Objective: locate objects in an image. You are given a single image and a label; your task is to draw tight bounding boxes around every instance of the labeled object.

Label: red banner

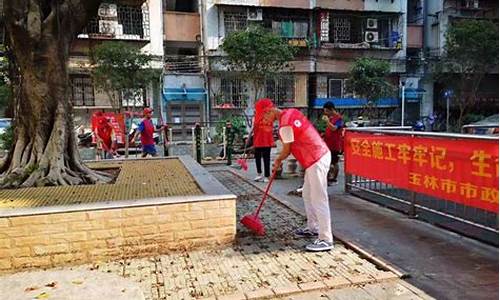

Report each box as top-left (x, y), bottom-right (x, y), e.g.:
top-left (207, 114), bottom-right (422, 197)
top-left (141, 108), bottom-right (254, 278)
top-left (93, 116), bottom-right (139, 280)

top-left (345, 131), bottom-right (499, 213)
top-left (91, 112), bottom-right (126, 145)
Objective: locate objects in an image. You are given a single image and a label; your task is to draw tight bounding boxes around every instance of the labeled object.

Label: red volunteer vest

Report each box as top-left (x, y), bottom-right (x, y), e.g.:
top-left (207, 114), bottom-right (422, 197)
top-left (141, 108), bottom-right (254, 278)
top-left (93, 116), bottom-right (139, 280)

top-left (253, 116), bottom-right (275, 148)
top-left (324, 113), bottom-right (344, 152)
top-left (141, 119), bottom-right (155, 146)
top-left (279, 109), bottom-right (329, 169)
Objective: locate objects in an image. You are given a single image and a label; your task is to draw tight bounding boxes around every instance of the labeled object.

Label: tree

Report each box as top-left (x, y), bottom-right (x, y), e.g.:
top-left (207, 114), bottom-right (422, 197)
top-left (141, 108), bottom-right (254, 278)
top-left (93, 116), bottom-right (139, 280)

top-left (221, 25), bottom-right (296, 125)
top-left (345, 58), bottom-right (394, 119)
top-left (91, 41), bottom-right (160, 111)
top-left (1, 1), bottom-right (107, 187)
top-left (434, 19), bottom-right (498, 130)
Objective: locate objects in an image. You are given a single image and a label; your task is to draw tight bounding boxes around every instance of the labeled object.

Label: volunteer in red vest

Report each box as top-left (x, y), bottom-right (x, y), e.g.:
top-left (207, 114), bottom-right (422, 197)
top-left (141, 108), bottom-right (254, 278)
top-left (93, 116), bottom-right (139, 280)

top-left (253, 99), bottom-right (275, 183)
top-left (322, 101), bottom-right (344, 184)
top-left (131, 107), bottom-right (159, 157)
top-left (260, 99), bottom-right (333, 252)
top-left (94, 114), bottom-right (117, 159)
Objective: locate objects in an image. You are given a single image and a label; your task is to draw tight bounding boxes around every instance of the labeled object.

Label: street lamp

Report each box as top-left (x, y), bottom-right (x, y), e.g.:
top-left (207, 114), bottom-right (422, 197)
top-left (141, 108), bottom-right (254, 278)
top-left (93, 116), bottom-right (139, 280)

top-left (401, 81), bottom-right (406, 126)
top-left (444, 89), bottom-right (453, 132)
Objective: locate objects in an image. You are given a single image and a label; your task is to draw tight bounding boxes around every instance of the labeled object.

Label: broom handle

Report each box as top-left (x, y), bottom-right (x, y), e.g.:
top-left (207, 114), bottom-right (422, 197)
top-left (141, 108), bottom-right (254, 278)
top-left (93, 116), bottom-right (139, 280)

top-left (254, 171), bottom-right (276, 217)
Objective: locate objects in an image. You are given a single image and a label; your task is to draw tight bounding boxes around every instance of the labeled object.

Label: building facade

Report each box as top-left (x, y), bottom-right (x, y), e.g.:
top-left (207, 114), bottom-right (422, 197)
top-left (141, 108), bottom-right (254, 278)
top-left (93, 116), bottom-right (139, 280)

top-left (200, 0), bottom-right (408, 125)
top-left (69, 0), bottom-right (164, 130)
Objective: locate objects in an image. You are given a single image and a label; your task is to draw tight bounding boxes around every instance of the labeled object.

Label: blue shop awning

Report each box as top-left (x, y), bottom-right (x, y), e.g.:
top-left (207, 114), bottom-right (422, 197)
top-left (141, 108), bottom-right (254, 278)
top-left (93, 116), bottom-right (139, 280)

top-left (313, 97), bottom-right (399, 108)
top-left (162, 88), bottom-right (206, 101)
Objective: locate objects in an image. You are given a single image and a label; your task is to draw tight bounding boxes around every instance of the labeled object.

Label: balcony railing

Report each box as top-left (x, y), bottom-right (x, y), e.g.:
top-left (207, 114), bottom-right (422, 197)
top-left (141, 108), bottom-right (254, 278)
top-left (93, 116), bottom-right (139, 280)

top-left (78, 3), bottom-right (150, 41)
top-left (164, 55), bottom-right (202, 73)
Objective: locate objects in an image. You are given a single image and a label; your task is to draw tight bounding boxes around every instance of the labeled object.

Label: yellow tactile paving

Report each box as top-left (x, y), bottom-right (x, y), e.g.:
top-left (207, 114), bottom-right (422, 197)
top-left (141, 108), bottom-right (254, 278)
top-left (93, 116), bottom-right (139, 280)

top-left (0, 159), bottom-right (202, 209)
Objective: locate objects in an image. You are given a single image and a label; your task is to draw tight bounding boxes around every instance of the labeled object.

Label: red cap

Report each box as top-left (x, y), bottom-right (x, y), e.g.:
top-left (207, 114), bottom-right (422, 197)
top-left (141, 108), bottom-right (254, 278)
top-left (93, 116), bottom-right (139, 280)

top-left (255, 98), bottom-right (274, 114)
top-left (143, 108), bottom-right (153, 115)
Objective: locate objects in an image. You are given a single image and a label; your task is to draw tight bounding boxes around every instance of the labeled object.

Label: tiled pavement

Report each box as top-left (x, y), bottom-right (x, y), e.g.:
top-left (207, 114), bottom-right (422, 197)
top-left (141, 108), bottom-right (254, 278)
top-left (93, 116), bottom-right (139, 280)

top-left (58, 170), bottom-right (432, 300)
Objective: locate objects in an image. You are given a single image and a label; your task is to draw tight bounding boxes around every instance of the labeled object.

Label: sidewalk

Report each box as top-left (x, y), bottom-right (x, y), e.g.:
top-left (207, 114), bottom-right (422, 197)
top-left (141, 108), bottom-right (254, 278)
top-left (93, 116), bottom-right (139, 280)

top-left (221, 158), bottom-right (498, 300)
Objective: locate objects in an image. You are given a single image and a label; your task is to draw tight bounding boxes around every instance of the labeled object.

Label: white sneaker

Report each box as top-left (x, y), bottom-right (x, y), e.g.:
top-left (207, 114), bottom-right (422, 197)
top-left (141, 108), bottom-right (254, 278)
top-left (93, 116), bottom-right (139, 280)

top-left (254, 175), bottom-right (263, 182)
top-left (262, 177), bottom-right (269, 183)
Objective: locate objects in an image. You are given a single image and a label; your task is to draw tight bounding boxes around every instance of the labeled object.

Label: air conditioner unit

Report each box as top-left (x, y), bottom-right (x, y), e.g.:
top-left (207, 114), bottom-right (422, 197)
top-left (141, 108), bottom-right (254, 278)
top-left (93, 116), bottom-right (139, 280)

top-left (366, 18), bottom-right (378, 29)
top-left (98, 3), bottom-right (118, 18)
top-left (364, 31), bottom-right (379, 43)
top-left (99, 20), bottom-right (118, 35)
top-left (247, 8), bottom-right (263, 21)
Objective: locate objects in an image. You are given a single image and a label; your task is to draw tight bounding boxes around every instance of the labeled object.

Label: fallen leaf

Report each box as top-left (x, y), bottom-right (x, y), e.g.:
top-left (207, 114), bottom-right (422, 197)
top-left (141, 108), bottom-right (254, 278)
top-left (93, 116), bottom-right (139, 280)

top-left (34, 292), bottom-right (50, 299)
top-left (71, 280), bottom-right (84, 285)
top-left (24, 286), bottom-right (39, 292)
top-left (45, 282), bottom-right (57, 288)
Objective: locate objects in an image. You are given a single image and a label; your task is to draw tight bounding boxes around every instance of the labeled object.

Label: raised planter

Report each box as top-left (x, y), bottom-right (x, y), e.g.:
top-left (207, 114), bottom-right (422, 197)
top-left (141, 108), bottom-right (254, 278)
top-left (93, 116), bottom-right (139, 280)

top-left (0, 157), bottom-right (236, 274)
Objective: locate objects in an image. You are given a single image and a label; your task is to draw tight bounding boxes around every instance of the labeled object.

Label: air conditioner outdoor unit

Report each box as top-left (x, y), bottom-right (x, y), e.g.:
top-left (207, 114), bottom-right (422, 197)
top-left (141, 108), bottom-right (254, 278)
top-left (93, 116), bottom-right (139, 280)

top-left (364, 31), bottom-right (379, 43)
top-left (247, 8), bottom-right (263, 21)
top-left (98, 3), bottom-right (118, 18)
top-left (99, 20), bottom-right (118, 35)
top-left (366, 18), bottom-right (378, 29)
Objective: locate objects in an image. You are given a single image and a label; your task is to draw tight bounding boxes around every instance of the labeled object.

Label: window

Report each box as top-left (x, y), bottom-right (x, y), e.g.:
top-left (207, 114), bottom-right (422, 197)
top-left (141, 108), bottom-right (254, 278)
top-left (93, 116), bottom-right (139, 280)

top-left (121, 88), bottom-right (146, 108)
top-left (332, 18), bottom-right (351, 42)
top-left (224, 11), bottom-right (248, 36)
top-left (328, 79), bottom-right (343, 98)
top-left (266, 75), bottom-right (295, 107)
top-left (220, 78), bottom-right (246, 108)
top-left (71, 75), bottom-right (95, 106)
top-left (118, 5), bottom-right (146, 38)
top-left (271, 20), bottom-right (308, 39)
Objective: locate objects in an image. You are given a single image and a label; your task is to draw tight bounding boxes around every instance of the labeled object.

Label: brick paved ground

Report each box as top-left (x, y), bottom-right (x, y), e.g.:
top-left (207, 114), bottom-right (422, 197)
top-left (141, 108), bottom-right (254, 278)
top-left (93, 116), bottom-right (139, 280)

top-left (45, 170), bottom-right (431, 300)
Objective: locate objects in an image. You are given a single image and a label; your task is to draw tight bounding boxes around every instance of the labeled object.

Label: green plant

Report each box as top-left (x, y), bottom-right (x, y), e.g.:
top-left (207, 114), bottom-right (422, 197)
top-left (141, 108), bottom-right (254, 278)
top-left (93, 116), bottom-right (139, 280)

top-left (0, 125), bottom-right (14, 150)
top-left (214, 116), bottom-right (247, 144)
top-left (221, 26), bottom-right (297, 109)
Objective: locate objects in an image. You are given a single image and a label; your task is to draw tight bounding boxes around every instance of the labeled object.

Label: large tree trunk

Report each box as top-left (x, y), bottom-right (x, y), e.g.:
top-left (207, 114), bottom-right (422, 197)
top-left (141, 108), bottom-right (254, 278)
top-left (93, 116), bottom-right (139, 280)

top-left (1, 0), bottom-right (108, 187)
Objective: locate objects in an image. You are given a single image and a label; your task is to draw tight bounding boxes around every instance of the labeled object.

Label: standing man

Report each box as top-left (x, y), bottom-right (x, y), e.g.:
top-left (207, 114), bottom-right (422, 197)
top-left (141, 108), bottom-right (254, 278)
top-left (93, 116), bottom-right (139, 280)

top-left (131, 107), bottom-right (160, 158)
top-left (260, 99), bottom-right (333, 252)
top-left (322, 102), bottom-right (344, 184)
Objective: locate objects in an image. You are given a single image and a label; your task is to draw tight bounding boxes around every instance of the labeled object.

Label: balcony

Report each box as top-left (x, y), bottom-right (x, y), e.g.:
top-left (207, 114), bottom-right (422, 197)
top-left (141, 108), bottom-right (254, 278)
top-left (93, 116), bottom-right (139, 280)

top-left (407, 25), bottom-right (423, 49)
top-left (78, 3), bottom-right (150, 41)
top-left (164, 11), bottom-right (200, 42)
top-left (214, 0), bottom-right (310, 9)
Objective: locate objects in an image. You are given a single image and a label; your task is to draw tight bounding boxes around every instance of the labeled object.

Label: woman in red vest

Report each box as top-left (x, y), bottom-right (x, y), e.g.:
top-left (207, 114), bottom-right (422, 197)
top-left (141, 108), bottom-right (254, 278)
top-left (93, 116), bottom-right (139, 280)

top-left (259, 99), bottom-right (333, 252)
top-left (253, 99), bottom-right (276, 183)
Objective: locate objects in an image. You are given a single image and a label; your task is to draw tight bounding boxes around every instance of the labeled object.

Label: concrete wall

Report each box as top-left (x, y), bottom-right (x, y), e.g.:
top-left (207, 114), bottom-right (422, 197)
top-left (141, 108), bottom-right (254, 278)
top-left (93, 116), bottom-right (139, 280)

top-left (164, 11), bottom-right (201, 42)
top-left (0, 199), bottom-right (236, 273)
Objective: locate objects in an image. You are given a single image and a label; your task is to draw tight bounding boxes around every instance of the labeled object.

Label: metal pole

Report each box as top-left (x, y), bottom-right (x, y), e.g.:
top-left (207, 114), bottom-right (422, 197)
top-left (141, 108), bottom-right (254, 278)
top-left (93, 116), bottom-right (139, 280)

top-left (401, 83), bottom-right (405, 126)
top-left (446, 96), bottom-right (450, 132)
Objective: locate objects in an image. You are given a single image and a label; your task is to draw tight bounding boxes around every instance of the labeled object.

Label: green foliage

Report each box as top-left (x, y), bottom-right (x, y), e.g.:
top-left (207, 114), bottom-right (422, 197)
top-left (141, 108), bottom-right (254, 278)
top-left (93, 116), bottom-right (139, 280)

top-left (345, 58), bottom-right (394, 104)
top-left (0, 125), bottom-right (14, 150)
top-left (434, 19), bottom-right (498, 130)
top-left (221, 26), bottom-right (297, 104)
top-left (0, 46), bottom-right (12, 113)
top-left (313, 117), bottom-right (327, 133)
top-left (91, 42), bottom-right (160, 110)
top-left (214, 116), bottom-right (247, 144)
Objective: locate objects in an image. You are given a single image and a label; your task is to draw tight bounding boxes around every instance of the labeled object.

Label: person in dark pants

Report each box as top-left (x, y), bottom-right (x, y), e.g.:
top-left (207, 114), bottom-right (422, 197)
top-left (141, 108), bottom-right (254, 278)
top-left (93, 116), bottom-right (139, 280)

top-left (253, 99), bottom-right (275, 182)
top-left (322, 101), bottom-right (344, 184)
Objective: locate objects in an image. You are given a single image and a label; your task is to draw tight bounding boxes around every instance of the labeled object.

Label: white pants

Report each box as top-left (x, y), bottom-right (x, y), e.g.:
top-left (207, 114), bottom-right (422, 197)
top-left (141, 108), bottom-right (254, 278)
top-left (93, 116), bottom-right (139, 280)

top-left (302, 152), bottom-right (333, 243)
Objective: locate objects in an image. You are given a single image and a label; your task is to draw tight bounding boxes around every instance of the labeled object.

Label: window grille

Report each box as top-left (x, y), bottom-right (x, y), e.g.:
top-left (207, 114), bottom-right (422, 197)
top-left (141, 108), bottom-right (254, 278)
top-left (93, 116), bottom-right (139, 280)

top-left (224, 11), bottom-right (248, 36)
top-left (219, 78), bottom-right (246, 108)
top-left (121, 88), bottom-right (146, 108)
top-left (266, 75), bottom-right (295, 107)
top-left (71, 76), bottom-right (95, 107)
top-left (332, 18), bottom-right (351, 42)
top-left (81, 4), bottom-right (150, 40)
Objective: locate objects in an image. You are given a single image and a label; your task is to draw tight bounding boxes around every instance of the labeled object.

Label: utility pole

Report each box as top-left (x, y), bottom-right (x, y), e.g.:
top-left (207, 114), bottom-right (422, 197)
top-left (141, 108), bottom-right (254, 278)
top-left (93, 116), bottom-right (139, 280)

top-left (401, 81), bottom-right (406, 126)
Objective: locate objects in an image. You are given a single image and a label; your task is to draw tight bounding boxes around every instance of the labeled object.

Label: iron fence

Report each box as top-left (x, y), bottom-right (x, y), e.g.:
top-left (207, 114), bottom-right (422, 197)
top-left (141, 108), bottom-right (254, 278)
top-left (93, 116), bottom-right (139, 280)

top-left (344, 128), bottom-right (499, 246)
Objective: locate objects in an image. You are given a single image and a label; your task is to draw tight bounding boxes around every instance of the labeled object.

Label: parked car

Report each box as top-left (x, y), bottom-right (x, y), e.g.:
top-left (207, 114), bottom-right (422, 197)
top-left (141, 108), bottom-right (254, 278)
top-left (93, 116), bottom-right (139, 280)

top-left (462, 115), bottom-right (499, 136)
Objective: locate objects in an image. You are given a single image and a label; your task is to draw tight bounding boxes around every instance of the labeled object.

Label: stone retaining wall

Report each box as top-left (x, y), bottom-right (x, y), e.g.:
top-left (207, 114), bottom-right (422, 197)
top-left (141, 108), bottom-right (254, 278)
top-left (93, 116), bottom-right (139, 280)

top-left (0, 198), bottom-right (235, 273)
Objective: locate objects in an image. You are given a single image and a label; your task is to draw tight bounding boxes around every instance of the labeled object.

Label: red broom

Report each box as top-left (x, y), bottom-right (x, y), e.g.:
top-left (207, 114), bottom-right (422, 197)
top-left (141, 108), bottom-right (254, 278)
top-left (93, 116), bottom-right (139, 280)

top-left (240, 171), bottom-right (275, 236)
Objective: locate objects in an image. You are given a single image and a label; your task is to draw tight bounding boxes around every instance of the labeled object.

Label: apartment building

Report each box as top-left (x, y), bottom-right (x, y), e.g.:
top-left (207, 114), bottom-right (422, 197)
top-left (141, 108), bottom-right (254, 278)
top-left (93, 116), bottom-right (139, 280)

top-left (202, 0), bottom-right (408, 123)
top-left (69, 0), bottom-right (164, 129)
